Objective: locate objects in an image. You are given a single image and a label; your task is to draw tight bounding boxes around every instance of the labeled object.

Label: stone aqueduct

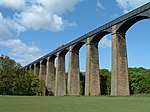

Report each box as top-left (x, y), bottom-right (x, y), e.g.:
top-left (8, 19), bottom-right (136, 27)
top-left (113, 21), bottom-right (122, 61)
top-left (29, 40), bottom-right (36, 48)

top-left (25, 2), bottom-right (150, 96)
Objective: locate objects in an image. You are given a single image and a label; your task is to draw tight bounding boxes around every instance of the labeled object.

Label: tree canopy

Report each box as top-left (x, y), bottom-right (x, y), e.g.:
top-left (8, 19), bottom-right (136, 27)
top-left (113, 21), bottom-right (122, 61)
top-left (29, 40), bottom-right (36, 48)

top-left (0, 55), bottom-right (40, 95)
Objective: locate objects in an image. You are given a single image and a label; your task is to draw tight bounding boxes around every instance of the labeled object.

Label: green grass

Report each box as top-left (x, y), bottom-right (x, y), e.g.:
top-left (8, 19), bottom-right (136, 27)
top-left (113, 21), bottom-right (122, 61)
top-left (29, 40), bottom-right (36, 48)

top-left (0, 96), bottom-right (150, 112)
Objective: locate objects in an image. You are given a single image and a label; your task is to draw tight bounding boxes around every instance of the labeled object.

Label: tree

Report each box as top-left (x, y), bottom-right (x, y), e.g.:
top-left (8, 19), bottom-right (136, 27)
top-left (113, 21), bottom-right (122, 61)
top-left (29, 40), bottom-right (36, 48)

top-left (129, 67), bottom-right (150, 94)
top-left (80, 72), bottom-right (85, 95)
top-left (0, 55), bottom-right (40, 95)
top-left (99, 69), bottom-right (111, 95)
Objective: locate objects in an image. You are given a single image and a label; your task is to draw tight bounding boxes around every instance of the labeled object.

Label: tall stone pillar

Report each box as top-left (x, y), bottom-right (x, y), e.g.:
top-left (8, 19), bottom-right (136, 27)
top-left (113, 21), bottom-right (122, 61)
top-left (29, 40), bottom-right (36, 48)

top-left (68, 46), bottom-right (80, 96)
top-left (46, 57), bottom-right (55, 96)
top-left (111, 25), bottom-right (129, 96)
top-left (85, 38), bottom-right (100, 96)
top-left (55, 52), bottom-right (66, 96)
top-left (39, 60), bottom-right (47, 96)
top-left (34, 63), bottom-right (39, 77)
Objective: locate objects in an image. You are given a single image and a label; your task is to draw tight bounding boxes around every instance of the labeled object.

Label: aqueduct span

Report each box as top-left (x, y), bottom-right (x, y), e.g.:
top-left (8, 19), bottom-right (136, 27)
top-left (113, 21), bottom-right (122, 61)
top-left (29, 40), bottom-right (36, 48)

top-left (25, 2), bottom-right (150, 96)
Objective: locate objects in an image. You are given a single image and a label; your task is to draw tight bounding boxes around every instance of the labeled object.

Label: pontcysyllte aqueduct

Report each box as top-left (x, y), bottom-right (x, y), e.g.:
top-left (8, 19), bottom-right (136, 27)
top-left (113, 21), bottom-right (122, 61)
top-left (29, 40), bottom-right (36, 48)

top-left (25, 2), bottom-right (150, 96)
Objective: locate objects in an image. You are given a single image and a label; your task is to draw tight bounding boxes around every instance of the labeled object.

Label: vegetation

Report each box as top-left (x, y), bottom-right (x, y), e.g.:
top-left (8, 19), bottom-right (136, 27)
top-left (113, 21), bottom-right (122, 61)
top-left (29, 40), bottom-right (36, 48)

top-left (129, 67), bottom-right (150, 94)
top-left (99, 69), bottom-right (111, 95)
top-left (0, 96), bottom-right (150, 112)
top-left (80, 72), bottom-right (85, 95)
top-left (0, 55), bottom-right (41, 95)
top-left (98, 68), bottom-right (150, 95)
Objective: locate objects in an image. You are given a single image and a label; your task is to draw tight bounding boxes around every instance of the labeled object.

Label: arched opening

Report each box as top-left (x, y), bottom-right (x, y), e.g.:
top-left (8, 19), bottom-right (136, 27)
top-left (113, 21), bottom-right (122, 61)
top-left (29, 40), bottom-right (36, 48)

top-left (125, 19), bottom-right (150, 95)
top-left (117, 16), bottom-right (149, 33)
top-left (73, 42), bottom-right (85, 96)
top-left (99, 34), bottom-right (112, 69)
top-left (65, 51), bottom-right (69, 95)
top-left (99, 34), bottom-right (112, 95)
top-left (79, 44), bottom-right (86, 95)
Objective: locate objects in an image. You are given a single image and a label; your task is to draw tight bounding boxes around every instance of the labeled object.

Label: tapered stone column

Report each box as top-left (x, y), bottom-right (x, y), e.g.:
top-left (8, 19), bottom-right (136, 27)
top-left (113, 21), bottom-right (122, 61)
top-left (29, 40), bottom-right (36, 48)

top-left (39, 60), bottom-right (47, 96)
top-left (85, 38), bottom-right (100, 96)
top-left (111, 25), bottom-right (129, 96)
top-left (34, 63), bottom-right (40, 76)
top-left (46, 57), bottom-right (55, 96)
top-left (55, 52), bottom-right (66, 96)
top-left (68, 46), bottom-right (80, 96)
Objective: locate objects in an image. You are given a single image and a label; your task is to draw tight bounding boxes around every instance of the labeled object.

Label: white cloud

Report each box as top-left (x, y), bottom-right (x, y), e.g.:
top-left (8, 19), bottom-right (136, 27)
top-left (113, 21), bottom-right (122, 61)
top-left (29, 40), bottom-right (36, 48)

top-left (0, 13), bottom-right (12, 40)
top-left (99, 36), bottom-right (111, 48)
top-left (0, 0), bottom-right (82, 32)
top-left (0, 0), bottom-right (26, 10)
top-left (37, 0), bottom-right (82, 14)
top-left (5, 18), bottom-right (27, 36)
top-left (0, 39), bottom-right (43, 66)
top-left (116, 0), bottom-right (149, 13)
top-left (15, 5), bottom-right (64, 31)
top-left (0, 12), bottom-right (26, 40)
top-left (97, 0), bottom-right (105, 10)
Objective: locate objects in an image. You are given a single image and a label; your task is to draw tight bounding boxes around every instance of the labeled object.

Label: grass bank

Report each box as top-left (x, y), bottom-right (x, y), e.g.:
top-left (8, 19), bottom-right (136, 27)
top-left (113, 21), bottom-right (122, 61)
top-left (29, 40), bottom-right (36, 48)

top-left (0, 96), bottom-right (150, 112)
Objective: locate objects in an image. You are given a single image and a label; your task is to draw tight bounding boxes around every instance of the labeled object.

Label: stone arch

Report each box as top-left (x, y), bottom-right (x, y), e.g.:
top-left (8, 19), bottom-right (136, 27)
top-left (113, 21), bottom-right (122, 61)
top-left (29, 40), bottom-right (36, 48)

top-left (59, 48), bottom-right (69, 57)
top-left (72, 41), bottom-right (86, 51)
top-left (41, 58), bottom-right (47, 64)
top-left (90, 31), bottom-right (111, 44)
top-left (49, 55), bottom-right (56, 61)
top-left (30, 64), bottom-right (34, 70)
top-left (35, 62), bottom-right (40, 68)
top-left (117, 15), bottom-right (150, 33)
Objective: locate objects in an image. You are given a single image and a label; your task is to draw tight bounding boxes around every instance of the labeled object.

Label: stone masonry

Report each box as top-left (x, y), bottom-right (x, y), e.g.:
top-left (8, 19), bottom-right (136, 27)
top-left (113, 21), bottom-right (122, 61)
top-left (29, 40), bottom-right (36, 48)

top-left (55, 52), bottom-right (66, 96)
top-left (85, 38), bottom-right (100, 96)
top-left (68, 46), bottom-right (80, 96)
top-left (111, 25), bottom-right (130, 96)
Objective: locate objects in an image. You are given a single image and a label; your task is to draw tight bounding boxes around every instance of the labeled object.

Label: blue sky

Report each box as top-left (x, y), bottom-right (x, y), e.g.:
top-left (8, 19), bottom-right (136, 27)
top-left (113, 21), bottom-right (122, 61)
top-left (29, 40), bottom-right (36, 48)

top-left (0, 0), bottom-right (149, 71)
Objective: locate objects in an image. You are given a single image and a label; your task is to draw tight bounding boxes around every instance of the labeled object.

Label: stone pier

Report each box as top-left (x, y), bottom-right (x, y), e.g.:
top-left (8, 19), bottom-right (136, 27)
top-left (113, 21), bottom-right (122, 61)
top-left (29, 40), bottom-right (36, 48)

top-left (68, 46), bottom-right (80, 96)
top-left (85, 38), bottom-right (100, 96)
top-left (46, 56), bottom-right (56, 96)
top-left (39, 60), bottom-right (47, 96)
top-left (111, 25), bottom-right (130, 96)
top-left (34, 63), bottom-right (40, 77)
top-left (55, 52), bottom-right (66, 96)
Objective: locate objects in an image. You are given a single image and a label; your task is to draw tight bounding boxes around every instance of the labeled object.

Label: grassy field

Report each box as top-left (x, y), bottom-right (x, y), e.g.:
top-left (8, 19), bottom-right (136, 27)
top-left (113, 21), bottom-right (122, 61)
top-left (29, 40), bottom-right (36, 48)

top-left (0, 96), bottom-right (150, 112)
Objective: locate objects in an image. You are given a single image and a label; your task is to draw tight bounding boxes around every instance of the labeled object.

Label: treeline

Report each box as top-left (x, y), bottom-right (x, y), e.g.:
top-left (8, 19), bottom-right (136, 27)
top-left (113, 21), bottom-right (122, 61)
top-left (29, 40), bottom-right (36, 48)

top-left (0, 55), bottom-right (150, 95)
top-left (98, 68), bottom-right (150, 95)
top-left (79, 68), bottom-right (150, 95)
